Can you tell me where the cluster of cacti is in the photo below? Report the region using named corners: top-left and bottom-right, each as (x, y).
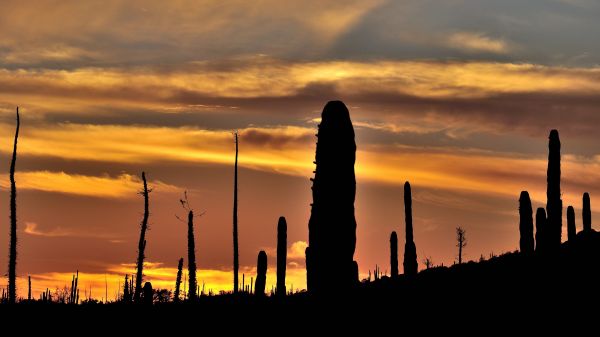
top-left (255, 251), bottom-right (267, 296)
top-left (233, 131), bottom-right (239, 294)
top-left (276, 216), bottom-right (287, 296)
top-left (546, 129), bottom-right (562, 251)
top-left (567, 206), bottom-right (576, 241)
top-left (519, 191), bottom-right (534, 254)
top-left (306, 101), bottom-right (358, 294)
top-left (122, 274), bottom-right (133, 302)
top-left (134, 171), bottom-right (150, 303)
top-left (40, 288), bottom-right (51, 302)
top-left (174, 258), bottom-right (183, 302)
top-left (68, 271), bottom-right (79, 304)
top-left (187, 210), bottom-right (198, 301)
top-left (8, 107), bottom-right (19, 304)
top-left (403, 182), bottom-right (418, 276)
top-left (390, 231), bottom-right (398, 278)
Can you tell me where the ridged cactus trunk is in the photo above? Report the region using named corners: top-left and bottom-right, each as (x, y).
top-left (187, 211), bottom-right (197, 301)
top-left (567, 206), bottom-right (576, 241)
top-left (8, 107), bottom-right (19, 304)
top-left (276, 216), bottom-right (287, 296)
top-left (255, 251), bottom-right (267, 296)
top-left (583, 193), bottom-right (592, 232)
top-left (134, 172), bottom-right (150, 303)
top-left (143, 282), bottom-right (153, 305)
top-left (535, 208), bottom-right (547, 253)
top-left (390, 231), bottom-right (398, 278)
top-left (174, 258), bottom-right (183, 302)
top-left (546, 130), bottom-right (562, 251)
top-left (519, 191), bottom-right (534, 254)
top-left (403, 182), bottom-right (418, 276)
top-left (233, 132), bottom-right (239, 294)
top-left (307, 101), bottom-right (357, 294)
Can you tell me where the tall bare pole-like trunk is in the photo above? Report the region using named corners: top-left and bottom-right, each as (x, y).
top-left (134, 172), bottom-right (150, 302)
top-left (233, 132), bottom-right (239, 293)
top-left (8, 107), bottom-right (19, 304)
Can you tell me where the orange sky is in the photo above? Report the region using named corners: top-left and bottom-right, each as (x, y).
top-left (1, 0), bottom-right (600, 300)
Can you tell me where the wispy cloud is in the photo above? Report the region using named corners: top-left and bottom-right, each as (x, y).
top-left (0, 171), bottom-right (179, 198)
top-left (447, 32), bottom-right (511, 54)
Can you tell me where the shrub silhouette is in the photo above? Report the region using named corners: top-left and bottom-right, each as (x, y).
top-left (546, 129), bottom-right (562, 251)
top-left (277, 216), bottom-right (287, 296)
top-left (519, 191), bottom-right (534, 254)
top-left (123, 275), bottom-right (131, 302)
top-left (306, 100), bottom-right (357, 294)
top-left (134, 172), bottom-right (150, 303)
top-left (8, 107), bottom-right (19, 304)
top-left (583, 192), bottom-right (592, 232)
top-left (390, 231), bottom-right (398, 278)
top-left (255, 251), bottom-right (267, 296)
top-left (174, 258), bottom-right (183, 302)
top-left (187, 210), bottom-right (198, 301)
top-left (456, 227), bottom-right (467, 264)
top-left (567, 206), bottom-right (576, 242)
top-left (403, 182), bottom-right (418, 276)
top-left (535, 208), bottom-right (547, 253)
top-left (233, 131), bottom-right (239, 294)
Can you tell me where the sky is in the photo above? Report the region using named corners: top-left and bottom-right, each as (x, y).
top-left (1, 0), bottom-right (600, 300)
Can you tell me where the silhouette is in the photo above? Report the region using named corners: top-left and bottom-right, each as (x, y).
top-left (123, 274), bottom-right (131, 302)
top-left (233, 131), bottom-right (239, 294)
top-left (403, 182), bottom-right (418, 276)
top-left (187, 210), bottom-right (198, 301)
top-left (306, 101), bottom-right (357, 294)
top-left (390, 231), bottom-right (398, 278)
top-left (583, 192), bottom-right (592, 232)
top-left (69, 271), bottom-right (79, 304)
top-left (567, 206), bottom-right (576, 242)
top-left (519, 191), bottom-right (534, 254)
top-left (535, 208), bottom-right (547, 253)
top-left (456, 227), bottom-right (467, 264)
top-left (276, 216), bottom-right (287, 296)
top-left (27, 275), bottom-right (31, 301)
top-left (142, 282), bottom-right (153, 305)
top-left (546, 129), bottom-right (562, 251)
top-left (255, 251), bottom-right (267, 296)
top-left (8, 107), bottom-right (19, 304)
top-left (134, 172), bottom-right (150, 303)
top-left (174, 258), bottom-right (183, 302)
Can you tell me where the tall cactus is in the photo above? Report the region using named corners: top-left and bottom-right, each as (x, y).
top-left (276, 216), bottom-right (287, 296)
top-left (123, 275), bottom-right (130, 302)
top-left (403, 182), bottom-right (418, 276)
top-left (390, 231), bottom-right (398, 278)
top-left (519, 191), bottom-right (534, 254)
top-left (583, 192), bottom-right (592, 232)
top-left (187, 211), bottom-right (197, 301)
top-left (174, 258), bottom-right (183, 302)
top-left (255, 251), bottom-right (267, 296)
top-left (233, 132), bottom-right (239, 294)
top-left (134, 172), bottom-right (150, 302)
top-left (28, 275), bottom-right (31, 301)
top-left (535, 208), bottom-right (547, 253)
top-left (567, 206), bottom-right (576, 241)
top-left (8, 107), bottom-right (19, 304)
top-left (306, 101), bottom-right (357, 294)
top-left (546, 129), bottom-right (562, 251)
top-left (143, 282), bottom-right (153, 305)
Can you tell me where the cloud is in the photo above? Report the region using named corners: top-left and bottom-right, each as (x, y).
top-left (24, 222), bottom-right (74, 237)
top-left (447, 32), bottom-right (511, 54)
top-left (287, 241), bottom-right (308, 261)
top-left (0, 171), bottom-right (179, 198)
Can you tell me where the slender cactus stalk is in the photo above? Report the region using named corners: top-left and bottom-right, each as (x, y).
top-left (187, 211), bottom-right (197, 301)
top-left (8, 107), bottom-right (19, 304)
top-left (233, 132), bottom-right (239, 293)
top-left (174, 258), bottom-right (183, 302)
top-left (134, 172), bottom-right (150, 302)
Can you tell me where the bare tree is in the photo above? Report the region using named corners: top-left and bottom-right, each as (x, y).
top-left (456, 227), bottom-right (467, 264)
top-left (422, 256), bottom-right (434, 269)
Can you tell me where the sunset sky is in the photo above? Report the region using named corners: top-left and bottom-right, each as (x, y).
top-left (2, 0), bottom-right (600, 299)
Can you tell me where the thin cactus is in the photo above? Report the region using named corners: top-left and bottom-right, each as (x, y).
top-left (276, 216), bottom-right (287, 296)
top-left (583, 192), bottom-right (592, 232)
top-left (567, 206), bottom-right (576, 242)
top-left (233, 132), bottom-right (239, 294)
top-left (390, 231), bottom-right (398, 278)
top-left (134, 172), bottom-right (150, 302)
top-left (546, 129), bottom-right (562, 251)
top-left (403, 182), bottom-right (418, 276)
top-left (255, 251), bottom-right (267, 296)
top-left (187, 211), bottom-right (197, 301)
top-left (174, 258), bottom-right (183, 302)
top-left (519, 191), bottom-right (534, 254)
top-left (8, 107), bottom-right (19, 304)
